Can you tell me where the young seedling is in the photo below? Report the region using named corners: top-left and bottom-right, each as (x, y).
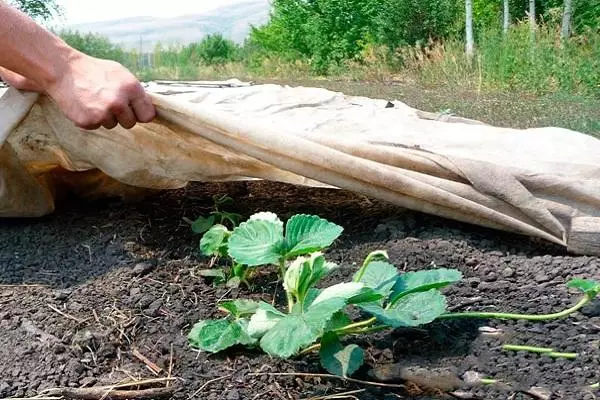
top-left (188, 252), bottom-right (382, 376)
top-left (195, 211), bottom-right (344, 289)
top-left (184, 194), bottom-right (242, 235)
top-left (188, 211), bottom-right (600, 379)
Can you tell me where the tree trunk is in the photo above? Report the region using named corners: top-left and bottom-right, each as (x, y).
top-left (529, 0), bottom-right (536, 41)
top-left (561, 0), bottom-right (573, 40)
top-left (465, 0), bottom-right (474, 57)
top-left (503, 0), bottom-right (510, 35)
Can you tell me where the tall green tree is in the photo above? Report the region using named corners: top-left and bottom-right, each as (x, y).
top-left (58, 30), bottom-right (129, 66)
top-left (8, 0), bottom-right (62, 21)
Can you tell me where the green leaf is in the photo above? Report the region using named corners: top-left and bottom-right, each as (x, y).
top-left (231, 263), bottom-right (248, 279)
top-left (218, 299), bottom-right (259, 318)
top-left (311, 282), bottom-right (372, 306)
top-left (347, 289), bottom-right (383, 305)
top-left (197, 269), bottom-right (226, 281)
top-left (353, 261), bottom-right (399, 298)
top-left (199, 224), bottom-right (229, 257)
top-left (191, 215), bottom-right (216, 234)
top-left (319, 332), bottom-right (364, 377)
top-left (284, 214), bottom-right (343, 257)
top-left (218, 211), bottom-right (242, 227)
top-left (283, 255), bottom-right (314, 300)
top-left (260, 298), bottom-right (346, 358)
top-left (248, 302), bottom-right (286, 338)
top-left (213, 194), bottom-right (233, 207)
top-left (567, 279), bottom-right (600, 298)
top-left (284, 253), bottom-right (338, 304)
top-left (325, 311), bottom-right (352, 331)
top-left (249, 211), bottom-right (283, 226)
top-left (300, 259), bottom-right (338, 297)
top-left (228, 219), bottom-right (284, 266)
top-left (302, 288), bottom-right (322, 310)
top-left (390, 268), bottom-right (462, 304)
top-left (226, 276), bottom-right (242, 288)
top-left (187, 318), bottom-right (255, 353)
top-left (361, 289), bottom-right (447, 328)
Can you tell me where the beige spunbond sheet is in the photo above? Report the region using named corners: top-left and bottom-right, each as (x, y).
top-left (1, 80), bottom-right (599, 255)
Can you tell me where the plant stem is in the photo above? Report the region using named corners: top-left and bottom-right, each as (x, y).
top-left (353, 251), bottom-right (387, 282)
top-left (341, 324), bottom-right (388, 335)
top-left (479, 378), bottom-right (498, 385)
top-left (438, 294), bottom-right (591, 321)
top-left (279, 258), bottom-right (294, 313)
top-left (502, 344), bottom-right (553, 354)
top-left (334, 317), bottom-right (377, 334)
top-left (298, 343), bottom-right (321, 356)
top-left (298, 322), bottom-right (388, 356)
top-left (502, 344), bottom-right (577, 359)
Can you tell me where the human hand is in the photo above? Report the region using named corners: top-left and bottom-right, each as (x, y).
top-left (44, 52), bottom-right (156, 130)
top-left (0, 66), bottom-right (43, 92)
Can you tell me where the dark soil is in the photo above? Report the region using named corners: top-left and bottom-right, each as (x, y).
top-left (1, 181), bottom-right (599, 400)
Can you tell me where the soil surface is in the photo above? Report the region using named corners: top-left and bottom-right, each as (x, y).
top-left (1, 181), bottom-right (599, 400)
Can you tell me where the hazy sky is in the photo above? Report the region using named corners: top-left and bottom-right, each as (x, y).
top-left (54, 0), bottom-right (254, 24)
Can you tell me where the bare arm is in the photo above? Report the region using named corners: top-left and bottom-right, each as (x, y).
top-left (0, 1), bottom-right (155, 129)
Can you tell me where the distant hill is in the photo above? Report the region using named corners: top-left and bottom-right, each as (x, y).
top-left (66, 0), bottom-right (271, 52)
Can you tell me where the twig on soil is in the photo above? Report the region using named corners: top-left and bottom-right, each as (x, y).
top-left (91, 309), bottom-right (101, 324)
top-left (247, 372), bottom-right (407, 389)
top-left (519, 387), bottom-right (552, 400)
top-left (132, 348), bottom-right (163, 375)
top-left (36, 386), bottom-right (176, 400)
top-left (32, 378), bottom-right (179, 400)
top-left (187, 374), bottom-right (233, 399)
top-left (47, 304), bottom-right (86, 324)
top-left (0, 284), bottom-right (48, 288)
top-left (167, 343), bottom-right (174, 387)
top-left (301, 389), bottom-right (366, 400)
top-left (447, 392), bottom-right (482, 400)
top-left (3, 397), bottom-right (63, 400)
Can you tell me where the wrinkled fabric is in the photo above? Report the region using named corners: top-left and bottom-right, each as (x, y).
top-left (1, 79), bottom-right (599, 255)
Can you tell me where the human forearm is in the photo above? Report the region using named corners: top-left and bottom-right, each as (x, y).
top-left (0, 1), bottom-right (155, 129)
top-left (0, 1), bottom-right (80, 90)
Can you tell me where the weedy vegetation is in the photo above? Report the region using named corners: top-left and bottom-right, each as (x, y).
top-left (188, 211), bottom-right (600, 378)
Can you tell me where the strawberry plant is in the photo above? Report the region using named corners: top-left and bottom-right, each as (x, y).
top-left (195, 211), bottom-right (343, 289)
top-left (187, 212), bottom-right (600, 379)
top-left (184, 194), bottom-right (242, 235)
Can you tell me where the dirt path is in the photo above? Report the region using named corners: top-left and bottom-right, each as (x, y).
top-left (1, 181), bottom-right (598, 399)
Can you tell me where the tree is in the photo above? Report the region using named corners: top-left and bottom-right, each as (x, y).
top-left (529, 0), bottom-right (536, 40)
top-left (561, 0), bottom-right (573, 39)
top-left (195, 34), bottom-right (240, 65)
top-left (8, 0), bottom-right (62, 21)
top-left (58, 30), bottom-right (129, 67)
top-left (503, 0), bottom-right (510, 35)
top-left (465, 0), bottom-right (474, 57)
